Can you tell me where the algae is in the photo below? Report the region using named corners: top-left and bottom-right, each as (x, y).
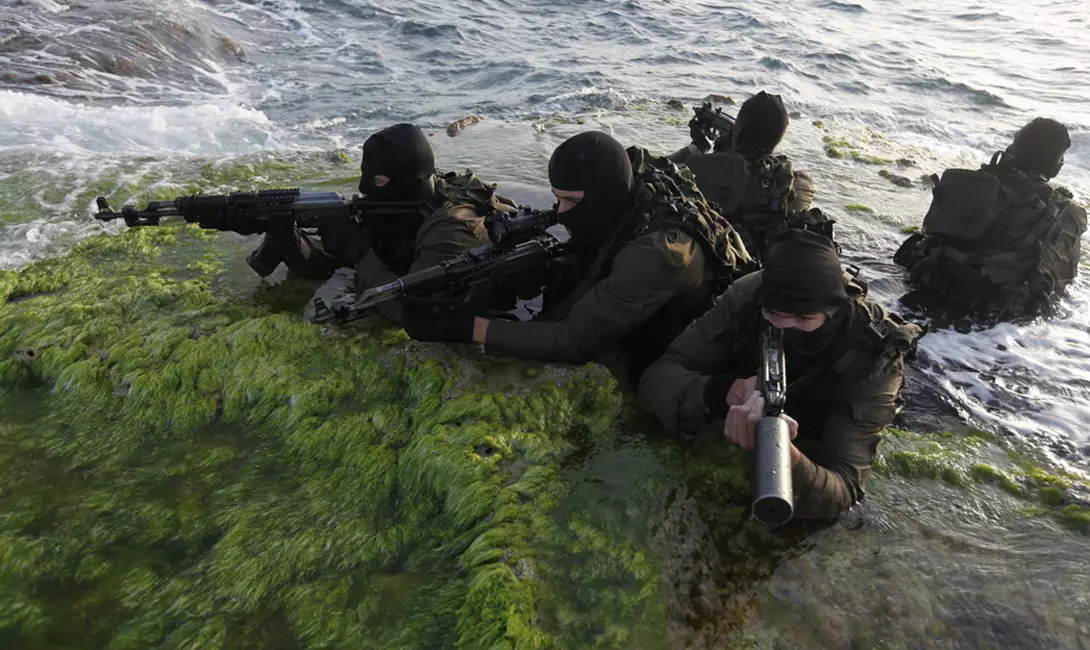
top-left (0, 226), bottom-right (713, 648)
top-left (3, 219), bottom-right (1088, 649)
top-left (844, 203), bottom-right (875, 214)
top-left (877, 429), bottom-right (1090, 536)
top-left (851, 152), bottom-right (893, 165)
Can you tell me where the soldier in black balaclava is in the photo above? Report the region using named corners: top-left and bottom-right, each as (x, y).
top-left (639, 229), bottom-right (921, 520)
top-left (402, 129), bottom-right (748, 386)
top-left (893, 117), bottom-right (1085, 323)
top-left (729, 90), bottom-right (790, 157)
top-left (547, 130), bottom-right (637, 248)
top-left (248, 122), bottom-right (511, 324)
top-left (1004, 117), bottom-right (1071, 180)
top-left (669, 91), bottom-right (821, 263)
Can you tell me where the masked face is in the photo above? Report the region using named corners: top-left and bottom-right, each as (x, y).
top-left (548, 131), bottom-right (635, 247)
top-left (553, 187), bottom-right (620, 246)
top-left (761, 308), bottom-right (827, 332)
top-left (358, 123), bottom-right (436, 202)
top-left (764, 306), bottom-right (845, 355)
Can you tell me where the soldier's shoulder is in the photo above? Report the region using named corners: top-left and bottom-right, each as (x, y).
top-left (622, 228), bottom-right (699, 272)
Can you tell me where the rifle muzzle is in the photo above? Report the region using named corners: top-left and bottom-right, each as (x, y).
top-left (752, 415), bottom-right (794, 526)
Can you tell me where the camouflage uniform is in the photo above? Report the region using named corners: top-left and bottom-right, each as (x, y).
top-left (894, 163), bottom-right (1087, 321)
top-left (638, 271), bottom-right (920, 519)
top-left (485, 147), bottom-right (752, 384)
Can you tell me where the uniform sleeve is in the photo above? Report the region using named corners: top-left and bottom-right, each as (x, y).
top-left (279, 228), bottom-right (343, 279)
top-left (636, 273), bottom-right (758, 432)
top-left (410, 206), bottom-right (488, 272)
top-left (485, 229), bottom-right (704, 364)
top-left (355, 252), bottom-right (402, 323)
top-left (667, 144), bottom-right (699, 164)
top-left (790, 352), bottom-right (905, 519)
top-left (357, 207), bottom-right (488, 325)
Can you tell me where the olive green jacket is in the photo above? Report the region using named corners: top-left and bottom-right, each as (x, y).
top-left (485, 227), bottom-right (714, 368)
top-left (288, 204), bottom-right (493, 323)
top-left (637, 271), bottom-right (908, 519)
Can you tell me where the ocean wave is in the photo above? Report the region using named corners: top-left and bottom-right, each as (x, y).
top-left (0, 90), bottom-right (278, 157)
top-left (953, 11), bottom-right (1011, 21)
top-left (0, 1), bottom-right (247, 101)
top-left (758, 56), bottom-right (791, 71)
top-left (817, 1), bottom-right (867, 13)
top-left (398, 19), bottom-right (467, 41)
top-left (900, 77), bottom-right (1009, 107)
top-left (529, 87), bottom-right (633, 113)
top-left (0, 217), bottom-right (118, 270)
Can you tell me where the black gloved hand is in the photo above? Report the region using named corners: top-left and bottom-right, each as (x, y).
top-left (688, 117), bottom-right (713, 153)
top-left (401, 301), bottom-right (475, 343)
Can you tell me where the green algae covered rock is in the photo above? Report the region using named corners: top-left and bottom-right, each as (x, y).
top-left (875, 428), bottom-right (1090, 535)
top-left (0, 224), bottom-right (756, 649)
top-left (4, 224), bottom-right (1089, 649)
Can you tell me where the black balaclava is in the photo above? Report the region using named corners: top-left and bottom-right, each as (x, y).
top-left (548, 131), bottom-right (636, 247)
top-left (359, 123), bottom-right (436, 201)
top-left (732, 91), bottom-right (790, 157)
top-left (760, 230), bottom-right (849, 354)
top-left (1005, 117), bottom-right (1071, 180)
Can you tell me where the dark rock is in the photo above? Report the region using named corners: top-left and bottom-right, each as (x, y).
top-left (703, 93), bottom-right (734, 105)
top-left (666, 98), bottom-right (684, 109)
top-left (879, 169), bottom-right (914, 188)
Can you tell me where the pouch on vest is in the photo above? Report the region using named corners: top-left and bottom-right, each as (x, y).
top-left (683, 151), bottom-right (750, 216)
top-left (743, 154), bottom-right (795, 217)
top-left (921, 169), bottom-right (1008, 245)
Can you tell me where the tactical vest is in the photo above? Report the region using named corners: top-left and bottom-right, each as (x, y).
top-left (618, 147), bottom-right (755, 381)
top-left (893, 157), bottom-right (1087, 318)
top-left (438, 169), bottom-right (515, 216)
top-left (683, 150), bottom-right (834, 261)
top-left (623, 147), bottom-right (754, 286)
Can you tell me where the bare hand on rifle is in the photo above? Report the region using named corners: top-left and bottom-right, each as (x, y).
top-left (725, 390), bottom-right (798, 452)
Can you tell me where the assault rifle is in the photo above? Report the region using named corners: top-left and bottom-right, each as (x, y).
top-left (752, 325), bottom-right (794, 526)
top-left (95, 189), bottom-right (425, 276)
top-left (311, 209), bottom-right (568, 324)
top-left (94, 190), bottom-right (551, 279)
top-left (691, 101), bottom-right (735, 148)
